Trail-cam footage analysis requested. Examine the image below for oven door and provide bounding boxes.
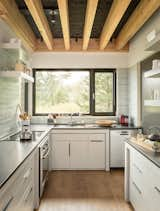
[40,137,49,197]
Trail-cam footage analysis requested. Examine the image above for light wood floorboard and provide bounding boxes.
[38,169,133,211]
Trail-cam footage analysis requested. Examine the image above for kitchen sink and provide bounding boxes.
[54,123,102,129]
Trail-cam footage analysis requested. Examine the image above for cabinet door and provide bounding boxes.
[89,140,105,169]
[70,141,89,169]
[110,130,130,167]
[52,141,70,169]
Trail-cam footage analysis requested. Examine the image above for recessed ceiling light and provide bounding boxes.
[49,10,54,15]
[49,9,59,16]
[51,19,56,24]
[53,9,59,15]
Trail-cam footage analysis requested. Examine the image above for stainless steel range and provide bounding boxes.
[39,135,50,197]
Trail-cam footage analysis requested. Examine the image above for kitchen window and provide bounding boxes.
[33,69,116,116]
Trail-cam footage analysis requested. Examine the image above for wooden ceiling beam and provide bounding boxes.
[82,0,99,50]
[0,0,36,50]
[116,0,160,50]
[99,0,131,50]
[36,38,129,52]
[57,0,70,50]
[24,0,54,50]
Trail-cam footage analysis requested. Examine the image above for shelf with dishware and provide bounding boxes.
[144,99,160,107]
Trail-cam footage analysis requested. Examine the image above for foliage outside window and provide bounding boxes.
[33,69,116,116]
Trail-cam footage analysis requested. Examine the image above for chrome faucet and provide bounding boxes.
[70,113,73,125]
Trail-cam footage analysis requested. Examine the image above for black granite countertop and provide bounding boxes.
[48,123,140,130]
[126,139,160,168]
[0,125,52,189]
[0,123,140,189]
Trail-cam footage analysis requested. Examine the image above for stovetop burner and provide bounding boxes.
[2,131,44,142]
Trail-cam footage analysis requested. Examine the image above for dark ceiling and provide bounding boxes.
[15,0,140,41]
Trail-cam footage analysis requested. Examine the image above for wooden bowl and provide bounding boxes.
[95,120,117,127]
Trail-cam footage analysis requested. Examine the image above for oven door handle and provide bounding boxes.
[42,149,49,159]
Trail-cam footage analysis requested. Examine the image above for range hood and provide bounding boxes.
[145,31,160,51]
[144,68,160,78]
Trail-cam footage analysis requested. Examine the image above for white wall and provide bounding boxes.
[127,8,160,126]
[117,68,128,116]
[129,8,160,67]
[31,52,128,69]
[29,52,129,119]
[128,63,141,127]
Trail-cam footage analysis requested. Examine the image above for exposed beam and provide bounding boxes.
[24,0,54,50]
[36,38,129,52]
[82,0,99,50]
[0,0,36,50]
[99,0,131,50]
[57,0,70,50]
[116,0,160,50]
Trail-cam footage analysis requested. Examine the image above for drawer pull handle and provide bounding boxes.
[24,168,32,180]
[3,196,14,211]
[69,143,70,157]
[155,186,160,194]
[91,140,103,142]
[133,163,142,174]
[132,182,142,194]
[120,134,129,136]
[25,188,33,203]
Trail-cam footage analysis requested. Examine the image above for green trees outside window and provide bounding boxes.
[33,69,116,116]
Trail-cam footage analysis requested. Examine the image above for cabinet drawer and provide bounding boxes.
[130,178,144,211]
[52,133,88,141]
[89,134,105,142]
[130,162,145,193]
[0,153,34,211]
[69,134,88,141]
[130,149,148,174]
[18,183,34,211]
[52,134,68,141]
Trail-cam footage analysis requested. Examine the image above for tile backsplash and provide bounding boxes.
[0,49,19,70]
[0,77,21,139]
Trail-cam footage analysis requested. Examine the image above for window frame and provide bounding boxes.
[32,69,116,116]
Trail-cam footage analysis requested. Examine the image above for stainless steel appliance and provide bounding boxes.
[39,135,50,197]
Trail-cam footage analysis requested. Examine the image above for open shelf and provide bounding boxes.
[144,68,160,78]
[144,100,160,106]
[0,71,34,83]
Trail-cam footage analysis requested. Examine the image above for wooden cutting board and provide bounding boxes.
[95,120,116,126]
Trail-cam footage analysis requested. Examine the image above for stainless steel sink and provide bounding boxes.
[54,123,101,129]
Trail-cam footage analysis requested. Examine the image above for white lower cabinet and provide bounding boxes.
[125,143,160,211]
[89,139,105,169]
[53,141,70,169]
[70,141,89,169]
[51,130,107,170]
[110,130,136,168]
[0,151,35,211]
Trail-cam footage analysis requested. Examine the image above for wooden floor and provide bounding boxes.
[38,169,133,211]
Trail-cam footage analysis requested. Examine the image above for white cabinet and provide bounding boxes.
[89,134,105,169]
[51,130,108,170]
[52,141,70,169]
[125,143,160,211]
[70,141,89,169]
[0,150,35,211]
[110,130,135,167]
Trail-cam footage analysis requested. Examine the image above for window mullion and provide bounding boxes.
[90,70,95,115]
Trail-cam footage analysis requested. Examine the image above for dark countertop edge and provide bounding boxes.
[126,140,160,168]
[0,146,37,189]
[0,127,52,189]
[110,126,141,130]
[33,123,141,130]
